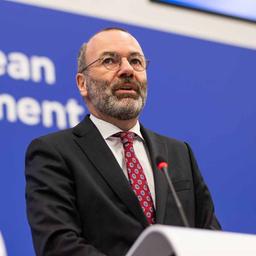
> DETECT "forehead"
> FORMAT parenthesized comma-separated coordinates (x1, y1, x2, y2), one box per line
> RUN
(86, 30, 144, 61)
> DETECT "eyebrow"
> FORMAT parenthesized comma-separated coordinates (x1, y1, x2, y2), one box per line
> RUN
(99, 51, 143, 57)
(99, 51, 116, 57)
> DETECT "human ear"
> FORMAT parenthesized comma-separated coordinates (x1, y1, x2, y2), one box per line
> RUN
(76, 73, 88, 97)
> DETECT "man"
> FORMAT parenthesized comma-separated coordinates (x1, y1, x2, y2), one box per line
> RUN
(25, 27, 221, 256)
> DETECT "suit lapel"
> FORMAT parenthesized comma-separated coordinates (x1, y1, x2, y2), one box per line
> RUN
(141, 126, 169, 224)
(72, 116, 149, 227)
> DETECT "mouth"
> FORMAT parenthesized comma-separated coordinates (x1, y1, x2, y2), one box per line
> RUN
(114, 83, 138, 93)
(112, 81, 141, 100)
(114, 89, 138, 99)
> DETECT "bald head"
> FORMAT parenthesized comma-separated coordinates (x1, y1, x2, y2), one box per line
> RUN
(77, 28, 144, 73)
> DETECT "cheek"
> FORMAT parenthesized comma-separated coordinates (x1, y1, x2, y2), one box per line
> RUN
(107, 72, 120, 85)
(135, 72, 147, 83)
(92, 69, 116, 81)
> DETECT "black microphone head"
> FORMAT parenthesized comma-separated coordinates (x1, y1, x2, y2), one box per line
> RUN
(156, 156, 168, 170)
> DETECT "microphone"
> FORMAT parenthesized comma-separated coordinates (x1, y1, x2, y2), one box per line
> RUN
(156, 156, 189, 227)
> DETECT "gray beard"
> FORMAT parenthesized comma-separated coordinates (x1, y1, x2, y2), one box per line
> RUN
(85, 76, 147, 120)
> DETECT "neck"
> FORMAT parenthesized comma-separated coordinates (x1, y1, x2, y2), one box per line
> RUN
(91, 111, 138, 131)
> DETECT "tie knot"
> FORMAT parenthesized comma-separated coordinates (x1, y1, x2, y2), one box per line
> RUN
(114, 131, 134, 144)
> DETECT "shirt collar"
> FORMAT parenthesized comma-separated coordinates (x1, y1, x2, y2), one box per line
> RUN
(89, 114, 144, 141)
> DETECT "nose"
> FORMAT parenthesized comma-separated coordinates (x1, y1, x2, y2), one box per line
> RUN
(117, 57, 134, 78)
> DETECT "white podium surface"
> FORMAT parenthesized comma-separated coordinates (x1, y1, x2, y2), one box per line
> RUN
(0, 232, 7, 256)
(126, 224, 256, 256)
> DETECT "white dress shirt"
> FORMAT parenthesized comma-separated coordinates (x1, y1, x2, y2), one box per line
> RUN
(90, 114, 156, 206)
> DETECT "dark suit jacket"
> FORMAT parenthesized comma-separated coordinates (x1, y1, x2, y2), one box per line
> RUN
(25, 116, 220, 256)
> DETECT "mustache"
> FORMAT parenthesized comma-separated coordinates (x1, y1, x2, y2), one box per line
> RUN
(112, 77, 142, 92)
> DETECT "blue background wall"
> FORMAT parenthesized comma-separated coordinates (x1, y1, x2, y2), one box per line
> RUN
(0, 2, 255, 255)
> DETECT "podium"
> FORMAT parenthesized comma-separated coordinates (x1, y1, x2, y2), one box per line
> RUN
(0, 232, 7, 256)
(126, 225, 256, 256)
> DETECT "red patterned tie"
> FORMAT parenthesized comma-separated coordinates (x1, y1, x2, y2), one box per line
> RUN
(116, 132, 155, 225)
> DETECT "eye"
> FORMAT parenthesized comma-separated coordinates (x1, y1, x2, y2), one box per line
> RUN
(100, 54, 121, 70)
(102, 57, 115, 65)
(102, 55, 120, 66)
(129, 57, 143, 66)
